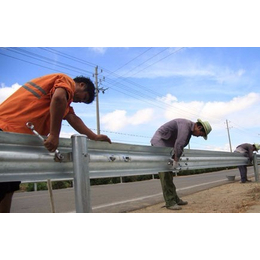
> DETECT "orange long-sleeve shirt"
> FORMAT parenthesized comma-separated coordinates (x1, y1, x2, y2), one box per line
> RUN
(0, 73, 75, 135)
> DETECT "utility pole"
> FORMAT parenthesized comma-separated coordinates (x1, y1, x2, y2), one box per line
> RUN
(225, 119, 232, 152)
(94, 66, 100, 134)
(94, 66, 108, 135)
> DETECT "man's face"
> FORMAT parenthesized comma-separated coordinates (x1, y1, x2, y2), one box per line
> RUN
(73, 83, 89, 103)
(193, 124, 206, 138)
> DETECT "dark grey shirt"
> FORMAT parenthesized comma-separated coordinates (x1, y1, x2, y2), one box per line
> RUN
(151, 118, 195, 160)
(234, 143, 255, 161)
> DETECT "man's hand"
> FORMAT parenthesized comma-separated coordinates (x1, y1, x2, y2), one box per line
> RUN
(95, 134, 112, 144)
(170, 153, 179, 168)
(168, 158, 179, 169)
(172, 160, 179, 169)
(44, 134, 59, 152)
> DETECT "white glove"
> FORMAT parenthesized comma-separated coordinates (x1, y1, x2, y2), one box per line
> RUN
(168, 158, 179, 169)
(172, 160, 179, 169)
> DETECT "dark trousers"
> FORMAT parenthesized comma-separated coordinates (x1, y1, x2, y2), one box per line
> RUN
(0, 129, 20, 201)
(238, 165, 248, 182)
(158, 171, 180, 207)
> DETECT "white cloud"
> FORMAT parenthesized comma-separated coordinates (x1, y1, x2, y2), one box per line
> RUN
(200, 92, 260, 119)
(130, 108, 154, 125)
(101, 92, 260, 136)
(0, 83, 21, 103)
(158, 93, 178, 104)
(101, 108, 154, 131)
(158, 92, 260, 130)
(101, 110, 127, 131)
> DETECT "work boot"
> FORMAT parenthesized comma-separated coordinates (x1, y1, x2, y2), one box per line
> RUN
(177, 199, 188, 205)
(166, 204, 182, 210)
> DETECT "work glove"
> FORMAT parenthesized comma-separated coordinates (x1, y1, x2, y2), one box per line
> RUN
(172, 160, 179, 169)
(168, 158, 179, 169)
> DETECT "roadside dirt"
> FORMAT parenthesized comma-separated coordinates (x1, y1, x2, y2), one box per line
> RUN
(129, 178, 260, 213)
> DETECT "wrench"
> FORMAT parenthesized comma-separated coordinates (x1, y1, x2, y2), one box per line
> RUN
(26, 122, 64, 162)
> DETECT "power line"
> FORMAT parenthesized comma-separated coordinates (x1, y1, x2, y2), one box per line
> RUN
(111, 47, 170, 78)
(61, 123, 151, 139)
(99, 48, 184, 99)
(39, 47, 97, 68)
(36, 47, 201, 119)
(108, 47, 153, 75)
(6, 47, 93, 76)
(0, 47, 219, 125)
(229, 121, 260, 139)
(0, 51, 71, 75)
(129, 47, 184, 77)
(1, 47, 240, 130)
(39, 47, 180, 105)
(103, 76, 207, 119)
(39, 47, 172, 99)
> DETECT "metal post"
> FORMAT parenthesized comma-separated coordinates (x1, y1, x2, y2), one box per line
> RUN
(71, 134, 92, 213)
(253, 153, 259, 182)
(225, 119, 232, 152)
(47, 179, 55, 213)
(95, 66, 101, 135)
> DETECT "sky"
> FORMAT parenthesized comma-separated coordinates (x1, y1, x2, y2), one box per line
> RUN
(1, 47, 260, 152)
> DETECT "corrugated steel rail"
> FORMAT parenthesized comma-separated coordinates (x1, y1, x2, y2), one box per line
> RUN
(1, 131, 259, 212)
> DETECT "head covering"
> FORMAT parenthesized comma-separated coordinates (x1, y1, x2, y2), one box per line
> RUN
(197, 119, 212, 140)
(254, 143, 260, 151)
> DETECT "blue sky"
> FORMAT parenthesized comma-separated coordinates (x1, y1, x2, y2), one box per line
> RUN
(1, 47, 260, 152)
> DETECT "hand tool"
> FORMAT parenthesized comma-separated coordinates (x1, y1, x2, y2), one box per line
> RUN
(26, 122, 64, 162)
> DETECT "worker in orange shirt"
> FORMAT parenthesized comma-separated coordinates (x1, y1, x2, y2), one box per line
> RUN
(0, 73, 111, 212)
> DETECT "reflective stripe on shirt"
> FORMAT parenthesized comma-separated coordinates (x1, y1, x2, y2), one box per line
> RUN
(22, 81, 47, 99)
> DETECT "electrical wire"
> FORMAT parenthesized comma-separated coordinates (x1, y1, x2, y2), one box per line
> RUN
(108, 47, 153, 75)
(38, 47, 202, 118)
(1, 47, 255, 145)
(6, 47, 93, 76)
(0, 47, 227, 126)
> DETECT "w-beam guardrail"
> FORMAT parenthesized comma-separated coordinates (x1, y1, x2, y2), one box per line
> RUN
(0, 131, 259, 212)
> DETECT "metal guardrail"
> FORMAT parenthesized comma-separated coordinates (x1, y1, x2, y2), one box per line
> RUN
(0, 131, 259, 212)
(178, 149, 253, 170)
(0, 132, 174, 182)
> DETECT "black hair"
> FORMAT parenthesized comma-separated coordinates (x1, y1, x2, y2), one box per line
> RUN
(74, 76, 95, 104)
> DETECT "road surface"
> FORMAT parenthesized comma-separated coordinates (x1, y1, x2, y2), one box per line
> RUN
(10, 167, 254, 213)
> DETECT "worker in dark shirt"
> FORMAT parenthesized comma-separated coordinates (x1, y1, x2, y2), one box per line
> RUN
(234, 143, 260, 183)
(151, 118, 212, 210)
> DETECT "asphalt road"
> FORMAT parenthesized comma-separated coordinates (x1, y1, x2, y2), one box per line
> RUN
(10, 167, 255, 213)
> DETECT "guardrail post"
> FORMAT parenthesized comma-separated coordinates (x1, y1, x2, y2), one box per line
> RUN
(71, 134, 92, 213)
(253, 153, 259, 183)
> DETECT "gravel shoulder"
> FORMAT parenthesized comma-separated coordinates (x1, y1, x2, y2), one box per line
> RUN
(129, 177, 260, 213)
